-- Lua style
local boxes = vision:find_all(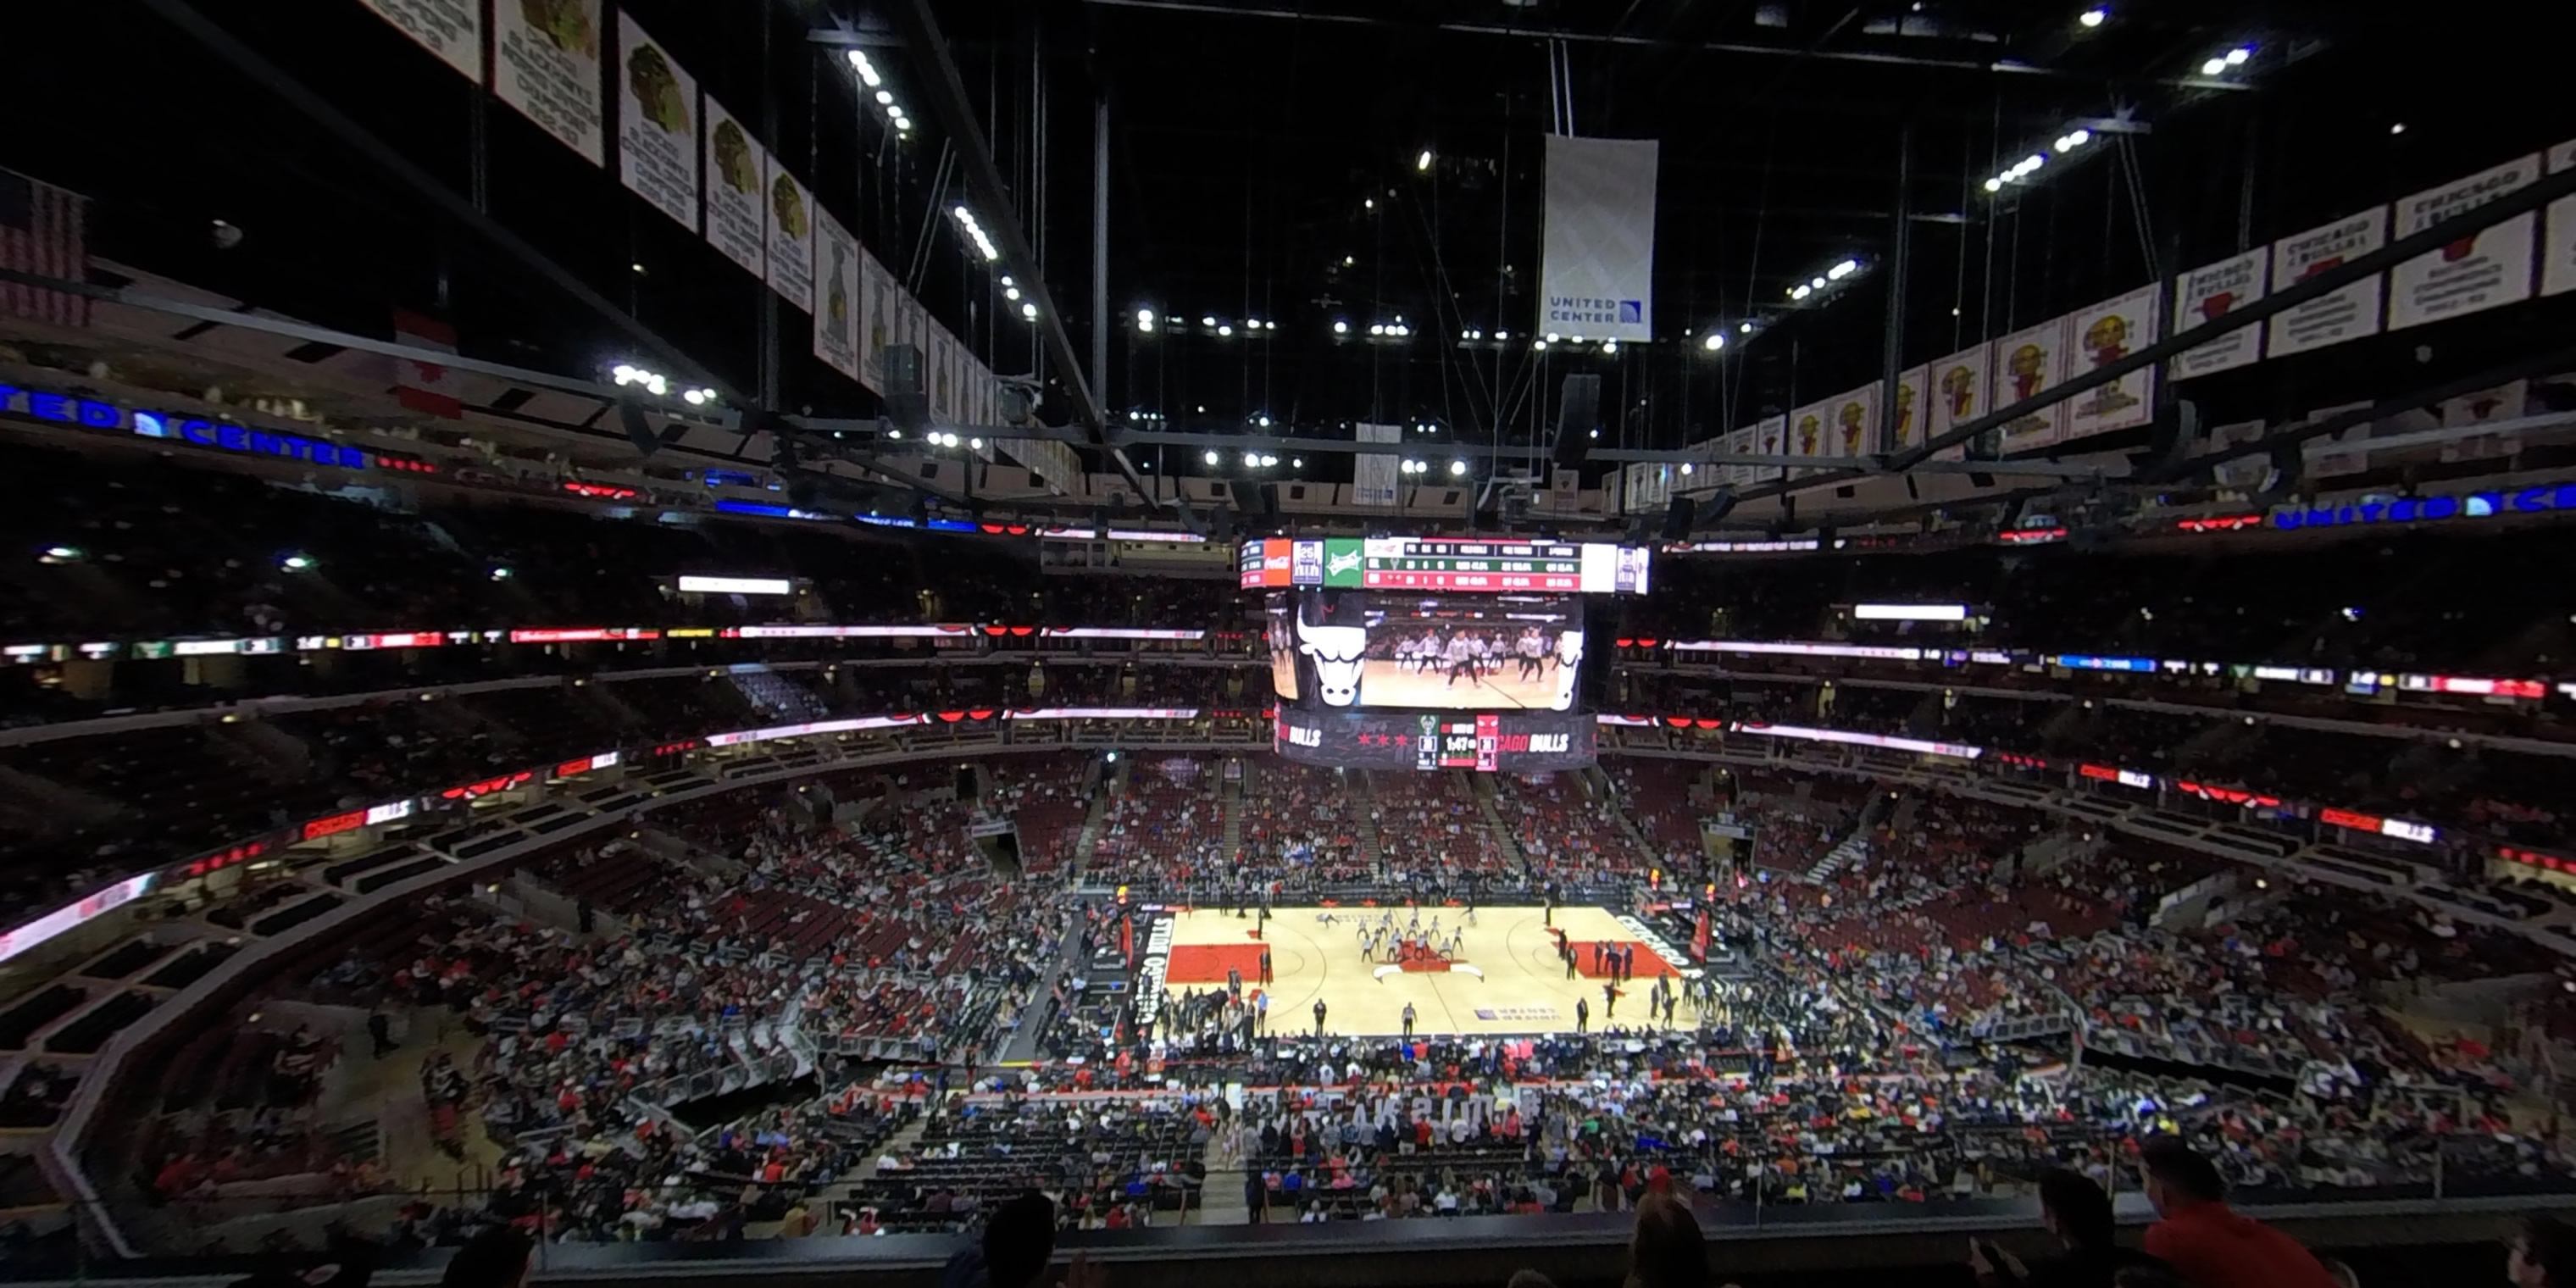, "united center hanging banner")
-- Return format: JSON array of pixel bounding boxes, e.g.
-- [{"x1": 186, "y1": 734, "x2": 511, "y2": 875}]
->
[
  {"x1": 2268, "y1": 208, "x2": 2386, "y2": 358},
  {"x1": 2545, "y1": 140, "x2": 2576, "y2": 298},
  {"x1": 1887, "y1": 365, "x2": 1931, "y2": 456},
  {"x1": 1352, "y1": 423, "x2": 1403, "y2": 507},
  {"x1": 810, "y1": 210, "x2": 860, "y2": 380},
  {"x1": 1539, "y1": 136, "x2": 1659, "y2": 343},
  {"x1": 1990, "y1": 319, "x2": 2071, "y2": 452},
  {"x1": 2064, "y1": 285, "x2": 2160, "y2": 440}
]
